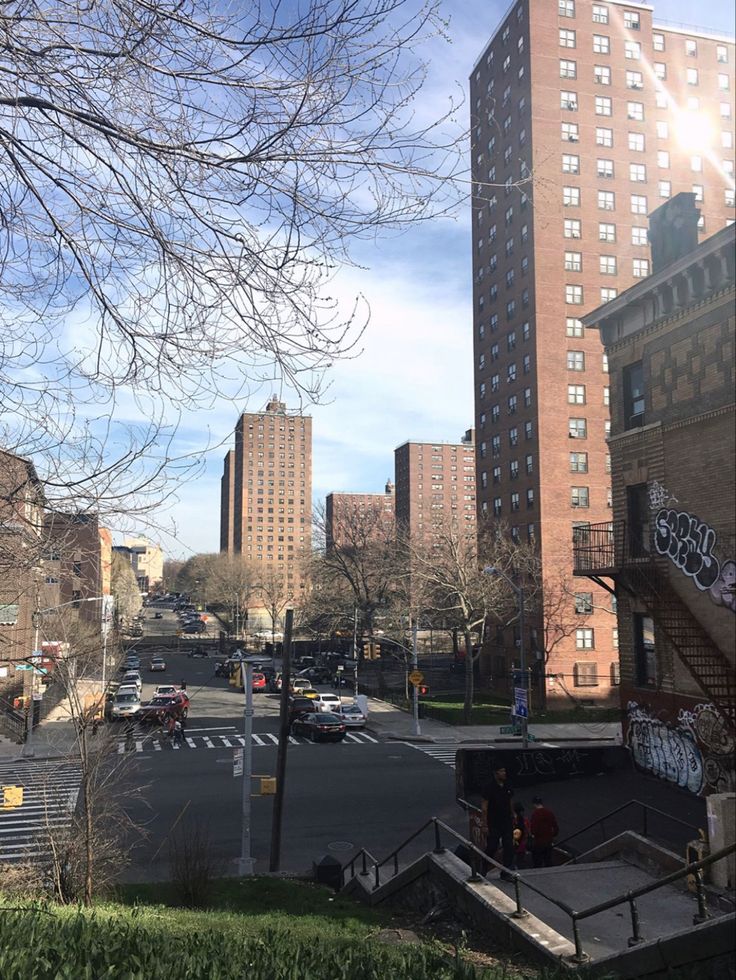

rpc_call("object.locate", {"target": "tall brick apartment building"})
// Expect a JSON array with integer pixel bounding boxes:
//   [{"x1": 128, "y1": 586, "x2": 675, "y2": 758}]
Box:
[
  {"x1": 394, "y1": 431, "x2": 476, "y2": 544},
  {"x1": 325, "y1": 482, "x2": 395, "y2": 551},
  {"x1": 575, "y1": 196, "x2": 735, "y2": 795},
  {"x1": 471, "y1": 0, "x2": 734, "y2": 705},
  {"x1": 220, "y1": 397, "x2": 312, "y2": 609}
]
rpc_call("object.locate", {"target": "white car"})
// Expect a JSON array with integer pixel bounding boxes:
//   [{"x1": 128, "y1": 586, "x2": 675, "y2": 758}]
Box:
[
  {"x1": 121, "y1": 671, "x2": 142, "y2": 693},
  {"x1": 338, "y1": 704, "x2": 367, "y2": 728},
  {"x1": 313, "y1": 693, "x2": 342, "y2": 713},
  {"x1": 154, "y1": 684, "x2": 179, "y2": 698}
]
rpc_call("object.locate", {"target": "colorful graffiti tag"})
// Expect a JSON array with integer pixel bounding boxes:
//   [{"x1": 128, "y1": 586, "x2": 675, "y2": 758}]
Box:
[
  {"x1": 653, "y1": 507, "x2": 736, "y2": 612},
  {"x1": 627, "y1": 700, "x2": 735, "y2": 795}
]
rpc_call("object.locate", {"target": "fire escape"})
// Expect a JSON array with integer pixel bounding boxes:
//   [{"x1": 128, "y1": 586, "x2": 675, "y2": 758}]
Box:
[{"x1": 573, "y1": 522, "x2": 736, "y2": 734}]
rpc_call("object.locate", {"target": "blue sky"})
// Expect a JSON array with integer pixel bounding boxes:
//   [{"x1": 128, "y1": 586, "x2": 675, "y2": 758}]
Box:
[{"x1": 127, "y1": 0, "x2": 735, "y2": 560}]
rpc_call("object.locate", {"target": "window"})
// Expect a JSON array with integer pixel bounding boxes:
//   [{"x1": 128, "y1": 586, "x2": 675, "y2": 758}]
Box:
[
  {"x1": 502, "y1": 54, "x2": 511, "y2": 73},
  {"x1": 599, "y1": 222, "x2": 615, "y2": 242},
  {"x1": 593, "y1": 34, "x2": 610, "y2": 55},
  {"x1": 567, "y1": 349, "x2": 585, "y2": 370},
  {"x1": 0, "y1": 604, "x2": 19, "y2": 625},
  {"x1": 687, "y1": 96, "x2": 700, "y2": 112},
  {"x1": 561, "y1": 90, "x2": 578, "y2": 111},
  {"x1": 597, "y1": 158, "x2": 614, "y2": 177},
  {"x1": 657, "y1": 149, "x2": 670, "y2": 169},
  {"x1": 598, "y1": 190, "x2": 615, "y2": 210},
  {"x1": 570, "y1": 451, "x2": 588, "y2": 472},
  {"x1": 631, "y1": 225, "x2": 647, "y2": 246},
  {"x1": 524, "y1": 420, "x2": 533, "y2": 440},
  {"x1": 566, "y1": 317, "x2": 583, "y2": 338},
  {"x1": 526, "y1": 488, "x2": 534, "y2": 509},
  {"x1": 656, "y1": 121, "x2": 669, "y2": 140},
  {"x1": 687, "y1": 67, "x2": 699, "y2": 86},
  {"x1": 594, "y1": 64, "x2": 611, "y2": 85},
  {"x1": 507, "y1": 362, "x2": 517, "y2": 382},
  {"x1": 493, "y1": 497, "x2": 502, "y2": 517},
  {"x1": 653, "y1": 32, "x2": 664, "y2": 52},
  {"x1": 506, "y1": 300, "x2": 516, "y2": 320},
  {"x1": 574, "y1": 662, "x2": 598, "y2": 686},
  {"x1": 726, "y1": 188, "x2": 736, "y2": 208},
  {"x1": 568, "y1": 383, "x2": 586, "y2": 404},
  {"x1": 603, "y1": 386, "x2": 610, "y2": 407},
  {"x1": 573, "y1": 487, "x2": 593, "y2": 514},
  {"x1": 522, "y1": 321, "x2": 530, "y2": 340},
  {"x1": 569, "y1": 417, "x2": 587, "y2": 439},
  {"x1": 592, "y1": 5, "x2": 608, "y2": 24},
  {"x1": 510, "y1": 459, "x2": 519, "y2": 479},
  {"x1": 655, "y1": 90, "x2": 668, "y2": 109},
  {"x1": 629, "y1": 162, "x2": 646, "y2": 182},
  {"x1": 628, "y1": 132, "x2": 644, "y2": 151},
  {"x1": 721, "y1": 102, "x2": 732, "y2": 119},
  {"x1": 630, "y1": 194, "x2": 647, "y2": 215},
  {"x1": 564, "y1": 218, "x2": 581, "y2": 238},
  {"x1": 560, "y1": 59, "x2": 576, "y2": 79},
  {"x1": 575, "y1": 627, "x2": 594, "y2": 649},
  {"x1": 626, "y1": 71, "x2": 643, "y2": 90},
  {"x1": 600, "y1": 254, "x2": 616, "y2": 274},
  {"x1": 492, "y1": 404, "x2": 500, "y2": 423},
  {"x1": 601, "y1": 286, "x2": 617, "y2": 302},
  {"x1": 511, "y1": 491, "x2": 520, "y2": 511},
  {"x1": 654, "y1": 62, "x2": 666, "y2": 80},
  {"x1": 565, "y1": 284, "x2": 583, "y2": 304},
  {"x1": 563, "y1": 186, "x2": 580, "y2": 207},
  {"x1": 559, "y1": 0, "x2": 574, "y2": 15},
  {"x1": 562, "y1": 153, "x2": 580, "y2": 173},
  {"x1": 525, "y1": 454, "x2": 533, "y2": 474},
  {"x1": 562, "y1": 121, "x2": 579, "y2": 142},
  {"x1": 595, "y1": 96, "x2": 612, "y2": 116},
  {"x1": 602, "y1": 352, "x2": 609, "y2": 373},
  {"x1": 623, "y1": 361, "x2": 645, "y2": 428},
  {"x1": 658, "y1": 180, "x2": 671, "y2": 199},
  {"x1": 524, "y1": 387, "x2": 532, "y2": 407},
  {"x1": 564, "y1": 250, "x2": 582, "y2": 271},
  {"x1": 559, "y1": 28, "x2": 576, "y2": 48},
  {"x1": 575, "y1": 592, "x2": 593, "y2": 614},
  {"x1": 691, "y1": 155, "x2": 702, "y2": 172},
  {"x1": 723, "y1": 131, "x2": 734, "y2": 149},
  {"x1": 507, "y1": 330, "x2": 516, "y2": 351},
  {"x1": 624, "y1": 10, "x2": 639, "y2": 29},
  {"x1": 509, "y1": 427, "x2": 518, "y2": 447},
  {"x1": 634, "y1": 615, "x2": 657, "y2": 687},
  {"x1": 627, "y1": 101, "x2": 644, "y2": 121},
  {"x1": 625, "y1": 40, "x2": 640, "y2": 60},
  {"x1": 492, "y1": 435, "x2": 501, "y2": 457},
  {"x1": 685, "y1": 38, "x2": 697, "y2": 57},
  {"x1": 596, "y1": 127, "x2": 613, "y2": 147}
]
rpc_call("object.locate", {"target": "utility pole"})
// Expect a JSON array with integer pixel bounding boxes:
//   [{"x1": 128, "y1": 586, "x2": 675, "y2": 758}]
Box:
[
  {"x1": 411, "y1": 620, "x2": 421, "y2": 738},
  {"x1": 518, "y1": 586, "x2": 528, "y2": 750},
  {"x1": 239, "y1": 661, "x2": 255, "y2": 875},
  {"x1": 23, "y1": 592, "x2": 41, "y2": 759},
  {"x1": 352, "y1": 606, "x2": 359, "y2": 698},
  {"x1": 269, "y1": 606, "x2": 293, "y2": 872}
]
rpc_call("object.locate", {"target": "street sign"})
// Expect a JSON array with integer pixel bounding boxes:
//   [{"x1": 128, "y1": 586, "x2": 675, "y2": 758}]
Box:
[
  {"x1": 514, "y1": 686, "x2": 528, "y2": 718},
  {"x1": 14, "y1": 664, "x2": 33, "y2": 671},
  {"x1": 32, "y1": 692, "x2": 43, "y2": 701},
  {"x1": 499, "y1": 725, "x2": 516, "y2": 734},
  {"x1": 233, "y1": 747, "x2": 243, "y2": 778},
  {"x1": 1, "y1": 785, "x2": 23, "y2": 810},
  {"x1": 408, "y1": 670, "x2": 424, "y2": 686}
]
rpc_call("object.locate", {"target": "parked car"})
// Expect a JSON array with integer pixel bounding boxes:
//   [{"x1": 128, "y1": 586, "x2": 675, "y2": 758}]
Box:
[
  {"x1": 288, "y1": 696, "x2": 316, "y2": 725},
  {"x1": 299, "y1": 688, "x2": 320, "y2": 700},
  {"x1": 121, "y1": 657, "x2": 140, "y2": 672},
  {"x1": 338, "y1": 704, "x2": 367, "y2": 728},
  {"x1": 297, "y1": 667, "x2": 333, "y2": 684},
  {"x1": 121, "y1": 671, "x2": 142, "y2": 693},
  {"x1": 290, "y1": 678, "x2": 312, "y2": 695},
  {"x1": 187, "y1": 646, "x2": 209, "y2": 659},
  {"x1": 184, "y1": 622, "x2": 206, "y2": 634},
  {"x1": 313, "y1": 692, "x2": 342, "y2": 713},
  {"x1": 291, "y1": 712, "x2": 346, "y2": 743},
  {"x1": 149, "y1": 657, "x2": 166, "y2": 672},
  {"x1": 153, "y1": 684, "x2": 181, "y2": 699},
  {"x1": 252, "y1": 672, "x2": 267, "y2": 692},
  {"x1": 110, "y1": 691, "x2": 141, "y2": 720}
]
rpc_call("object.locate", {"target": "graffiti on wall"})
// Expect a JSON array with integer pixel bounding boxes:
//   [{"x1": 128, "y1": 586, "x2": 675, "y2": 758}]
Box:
[
  {"x1": 653, "y1": 506, "x2": 736, "y2": 612},
  {"x1": 627, "y1": 700, "x2": 735, "y2": 795}
]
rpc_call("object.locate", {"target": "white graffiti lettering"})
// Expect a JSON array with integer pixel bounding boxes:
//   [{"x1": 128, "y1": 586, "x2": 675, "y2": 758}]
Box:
[
  {"x1": 626, "y1": 702, "x2": 704, "y2": 795},
  {"x1": 654, "y1": 508, "x2": 721, "y2": 591}
]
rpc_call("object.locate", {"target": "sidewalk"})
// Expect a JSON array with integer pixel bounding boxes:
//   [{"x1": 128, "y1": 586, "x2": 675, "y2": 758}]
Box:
[
  {"x1": 364, "y1": 696, "x2": 622, "y2": 745},
  {"x1": 0, "y1": 677, "x2": 104, "y2": 762}
]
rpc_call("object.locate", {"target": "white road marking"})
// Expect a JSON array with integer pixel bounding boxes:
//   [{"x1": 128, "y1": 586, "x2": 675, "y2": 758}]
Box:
[
  {"x1": 185, "y1": 737, "x2": 196, "y2": 748},
  {"x1": 251, "y1": 734, "x2": 266, "y2": 746},
  {"x1": 219, "y1": 737, "x2": 232, "y2": 747}
]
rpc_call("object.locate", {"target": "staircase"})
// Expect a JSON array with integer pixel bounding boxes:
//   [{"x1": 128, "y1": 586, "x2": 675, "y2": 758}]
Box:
[{"x1": 623, "y1": 565, "x2": 736, "y2": 733}]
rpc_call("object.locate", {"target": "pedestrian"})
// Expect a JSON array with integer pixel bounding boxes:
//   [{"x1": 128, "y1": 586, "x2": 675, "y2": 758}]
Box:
[
  {"x1": 484, "y1": 764, "x2": 516, "y2": 881},
  {"x1": 529, "y1": 795, "x2": 559, "y2": 868},
  {"x1": 512, "y1": 802, "x2": 530, "y2": 868},
  {"x1": 173, "y1": 719, "x2": 183, "y2": 747},
  {"x1": 180, "y1": 678, "x2": 187, "y2": 691}
]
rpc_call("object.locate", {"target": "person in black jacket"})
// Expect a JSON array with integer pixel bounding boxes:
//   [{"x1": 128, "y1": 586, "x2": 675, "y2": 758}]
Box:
[{"x1": 485, "y1": 765, "x2": 516, "y2": 881}]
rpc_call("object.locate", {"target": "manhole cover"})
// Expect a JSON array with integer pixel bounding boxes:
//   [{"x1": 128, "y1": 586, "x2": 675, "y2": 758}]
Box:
[{"x1": 328, "y1": 840, "x2": 354, "y2": 852}]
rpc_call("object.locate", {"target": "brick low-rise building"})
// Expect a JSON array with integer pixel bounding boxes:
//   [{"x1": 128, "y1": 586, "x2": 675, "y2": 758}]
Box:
[
  {"x1": 325, "y1": 482, "x2": 395, "y2": 551},
  {"x1": 575, "y1": 194, "x2": 735, "y2": 796}
]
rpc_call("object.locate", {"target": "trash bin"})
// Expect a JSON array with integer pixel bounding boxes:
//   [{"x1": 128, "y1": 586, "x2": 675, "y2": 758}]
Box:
[{"x1": 313, "y1": 854, "x2": 343, "y2": 891}]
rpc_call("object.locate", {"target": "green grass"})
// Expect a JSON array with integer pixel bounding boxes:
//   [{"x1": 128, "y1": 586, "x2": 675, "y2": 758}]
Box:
[{"x1": 421, "y1": 698, "x2": 622, "y2": 726}]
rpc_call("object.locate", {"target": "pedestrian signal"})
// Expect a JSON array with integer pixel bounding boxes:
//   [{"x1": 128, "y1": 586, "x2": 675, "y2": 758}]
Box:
[{"x1": 418, "y1": 685, "x2": 429, "y2": 697}]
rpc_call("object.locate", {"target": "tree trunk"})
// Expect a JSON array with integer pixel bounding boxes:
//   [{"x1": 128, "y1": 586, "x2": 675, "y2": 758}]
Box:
[
  {"x1": 81, "y1": 726, "x2": 94, "y2": 905},
  {"x1": 463, "y1": 628, "x2": 474, "y2": 725}
]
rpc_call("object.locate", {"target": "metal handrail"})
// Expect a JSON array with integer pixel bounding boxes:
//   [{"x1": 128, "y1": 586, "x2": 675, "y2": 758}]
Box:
[
  {"x1": 341, "y1": 817, "x2": 735, "y2": 963},
  {"x1": 555, "y1": 799, "x2": 700, "y2": 856}
]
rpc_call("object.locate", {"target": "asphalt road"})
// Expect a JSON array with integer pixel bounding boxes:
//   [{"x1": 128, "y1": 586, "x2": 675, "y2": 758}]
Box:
[{"x1": 114, "y1": 608, "x2": 465, "y2": 876}]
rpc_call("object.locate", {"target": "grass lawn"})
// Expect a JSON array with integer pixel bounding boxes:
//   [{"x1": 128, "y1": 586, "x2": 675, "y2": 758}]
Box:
[{"x1": 422, "y1": 698, "x2": 622, "y2": 726}]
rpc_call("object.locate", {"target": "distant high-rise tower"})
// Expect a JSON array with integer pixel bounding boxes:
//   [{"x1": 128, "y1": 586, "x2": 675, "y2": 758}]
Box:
[
  {"x1": 470, "y1": 0, "x2": 734, "y2": 703},
  {"x1": 220, "y1": 396, "x2": 312, "y2": 599},
  {"x1": 325, "y1": 481, "x2": 395, "y2": 551}
]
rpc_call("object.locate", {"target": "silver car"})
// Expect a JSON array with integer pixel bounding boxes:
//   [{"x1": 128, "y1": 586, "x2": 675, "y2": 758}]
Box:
[
  {"x1": 110, "y1": 691, "x2": 141, "y2": 720},
  {"x1": 338, "y1": 704, "x2": 367, "y2": 728}
]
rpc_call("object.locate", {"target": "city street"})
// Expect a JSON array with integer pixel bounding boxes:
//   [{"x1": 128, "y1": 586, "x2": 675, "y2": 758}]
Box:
[{"x1": 114, "y1": 608, "x2": 464, "y2": 876}]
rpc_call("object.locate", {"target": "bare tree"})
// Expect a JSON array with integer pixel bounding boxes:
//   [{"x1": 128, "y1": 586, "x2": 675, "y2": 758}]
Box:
[
  {"x1": 110, "y1": 552, "x2": 142, "y2": 624},
  {"x1": 257, "y1": 566, "x2": 294, "y2": 649},
  {"x1": 409, "y1": 518, "x2": 536, "y2": 723},
  {"x1": 200, "y1": 554, "x2": 259, "y2": 638}
]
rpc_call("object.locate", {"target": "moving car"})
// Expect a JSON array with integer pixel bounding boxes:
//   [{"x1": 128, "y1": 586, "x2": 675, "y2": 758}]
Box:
[
  {"x1": 300, "y1": 688, "x2": 320, "y2": 700},
  {"x1": 313, "y1": 693, "x2": 342, "y2": 713},
  {"x1": 291, "y1": 712, "x2": 346, "y2": 743},
  {"x1": 138, "y1": 697, "x2": 183, "y2": 724},
  {"x1": 153, "y1": 684, "x2": 181, "y2": 699},
  {"x1": 338, "y1": 704, "x2": 367, "y2": 728},
  {"x1": 288, "y1": 696, "x2": 315, "y2": 725},
  {"x1": 110, "y1": 691, "x2": 141, "y2": 720},
  {"x1": 290, "y1": 678, "x2": 312, "y2": 695},
  {"x1": 149, "y1": 657, "x2": 166, "y2": 672},
  {"x1": 184, "y1": 621, "x2": 207, "y2": 634},
  {"x1": 187, "y1": 645, "x2": 209, "y2": 656}
]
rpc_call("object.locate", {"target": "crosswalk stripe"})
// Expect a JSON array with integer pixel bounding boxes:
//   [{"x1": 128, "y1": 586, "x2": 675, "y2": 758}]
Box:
[
  {"x1": 0, "y1": 761, "x2": 81, "y2": 863},
  {"x1": 109, "y1": 731, "x2": 381, "y2": 753},
  {"x1": 153, "y1": 741, "x2": 162, "y2": 751},
  {"x1": 220, "y1": 737, "x2": 232, "y2": 747},
  {"x1": 265, "y1": 733, "x2": 279, "y2": 745},
  {"x1": 252, "y1": 734, "x2": 266, "y2": 746},
  {"x1": 344, "y1": 734, "x2": 361, "y2": 743},
  {"x1": 172, "y1": 741, "x2": 180, "y2": 750},
  {"x1": 202, "y1": 736, "x2": 214, "y2": 748},
  {"x1": 185, "y1": 737, "x2": 196, "y2": 748}
]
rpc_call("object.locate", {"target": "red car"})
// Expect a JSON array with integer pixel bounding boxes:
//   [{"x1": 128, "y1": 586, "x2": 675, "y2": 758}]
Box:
[
  {"x1": 138, "y1": 695, "x2": 188, "y2": 725},
  {"x1": 252, "y1": 672, "x2": 267, "y2": 692}
]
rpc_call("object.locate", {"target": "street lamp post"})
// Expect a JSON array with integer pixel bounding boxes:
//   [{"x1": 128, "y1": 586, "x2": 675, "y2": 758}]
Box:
[
  {"x1": 239, "y1": 660, "x2": 255, "y2": 876},
  {"x1": 411, "y1": 621, "x2": 421, "y2": 738},
  {"x1": 483, "y1": 566, "x2": 529, "y2": 749}
]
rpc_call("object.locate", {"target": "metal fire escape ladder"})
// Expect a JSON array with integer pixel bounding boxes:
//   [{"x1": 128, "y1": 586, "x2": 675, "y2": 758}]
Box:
[{"x1": 622, "y1": 564, "x2": 736, "y2": 733}]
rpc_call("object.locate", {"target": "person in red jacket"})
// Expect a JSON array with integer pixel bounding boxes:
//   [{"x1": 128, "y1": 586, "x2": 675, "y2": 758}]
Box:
[{"x1": 529, "y1": 796, "x2": 559, "y2": 868}]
